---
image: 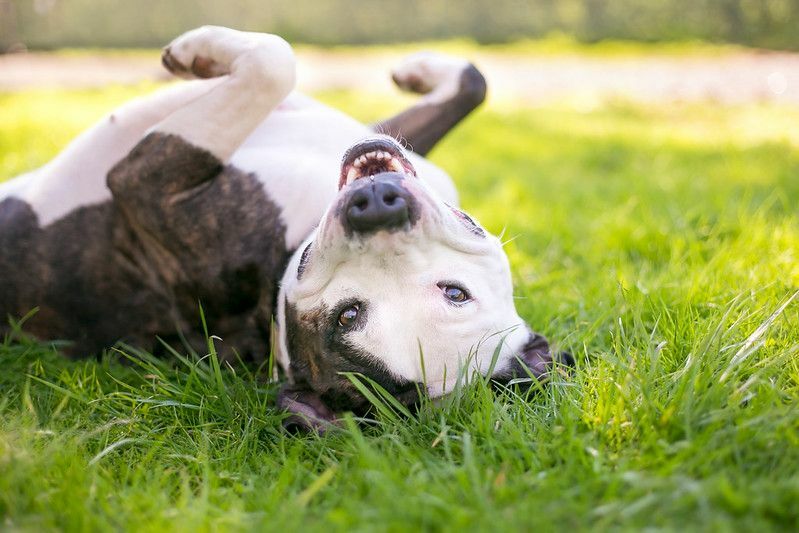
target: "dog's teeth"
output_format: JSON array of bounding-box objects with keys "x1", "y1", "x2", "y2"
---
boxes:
[
  {"x1": 346, "y1": 167, "x2": 360, "y2": 184},
  {"x1": 388, "y1": 158, "x2": 404, "y2": 173},
  {"x1": 354, "y1": 156, "x2": 366, "y2": 168}
]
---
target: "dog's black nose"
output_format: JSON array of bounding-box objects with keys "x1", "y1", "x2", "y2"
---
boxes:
[{"x1": 344, "y1": 177, "x2": 412, "y2": 233}]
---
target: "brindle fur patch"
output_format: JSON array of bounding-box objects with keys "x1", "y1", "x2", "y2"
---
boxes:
[{"x1": 1, "y1": 133, "x2": 288, "y2": 361}]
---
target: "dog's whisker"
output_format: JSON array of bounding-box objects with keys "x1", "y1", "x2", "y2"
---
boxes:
[{"x1": 501, "y1": 234, "x2": 520, "y2": 247}]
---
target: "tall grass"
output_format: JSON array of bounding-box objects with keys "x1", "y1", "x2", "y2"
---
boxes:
[{"x1": 1, "y1": 83, "x2": 798, "y2": 530}]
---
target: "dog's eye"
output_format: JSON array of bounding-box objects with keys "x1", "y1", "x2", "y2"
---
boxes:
[
  {"x1": 297, "y1": 241, "x2": 313, "y2": 278},
  {"x1": 439, "y1": 283, "x2": 470, "y2": 304},
  {"x1": 338, "y1": 305, "x2": 360, "y2": 327},
  {"x1": 447, "y1": 205, "x2": 486, "y2": 237}
]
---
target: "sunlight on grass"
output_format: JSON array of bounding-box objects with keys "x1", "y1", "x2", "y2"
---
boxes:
[
  {"x1": 1, "y1": 82, "x2": 798, "y2": 530},
  {"x1": 0, "y1": 82, "x2": 165, "y2": 180}
]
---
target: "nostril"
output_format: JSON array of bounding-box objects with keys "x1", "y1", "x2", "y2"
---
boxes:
[
  {"x1": 383, "y1": 192, "x2": 398, "y2": 206},
  {"x1": 344, "y1": 178, "x2": 412, "y2": 233}
]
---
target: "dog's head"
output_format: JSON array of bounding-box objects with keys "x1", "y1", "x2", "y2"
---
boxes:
[{"x1": 276, "y1": 136, "x2": 570, "y2": 431}]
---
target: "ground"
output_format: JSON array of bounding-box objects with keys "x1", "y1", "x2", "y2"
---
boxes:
[
  {"x1": 1, "y1": 42, "x2": 798, "y2": 531},
  {"x1": 1, "y1": 39, "x2": 798, "y2": 106}
]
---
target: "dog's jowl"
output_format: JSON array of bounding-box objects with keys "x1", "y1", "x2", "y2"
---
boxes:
[{"x1": 0, "y1": 26, "x2": 570, "y2": 429}]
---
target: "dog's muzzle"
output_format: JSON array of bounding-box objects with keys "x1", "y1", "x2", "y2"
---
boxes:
[{"x1": 338, "y1": 137, "x2": 419, "y2": 234}]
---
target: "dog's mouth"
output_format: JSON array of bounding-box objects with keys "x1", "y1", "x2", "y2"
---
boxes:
[{"x1": 338, "y1": 138, "x2": 417, "y2": 190}]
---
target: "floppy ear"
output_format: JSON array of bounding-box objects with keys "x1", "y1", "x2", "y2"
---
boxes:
[
  {"x1": 520, "y1": 333, "x2": 575, "y2": 378},
  {"x1": 491, "y1": 332, "x2": 575, "y2": 391},
  {"x1": 276, "y1": 383, "x2": 340, "y2": 433}
]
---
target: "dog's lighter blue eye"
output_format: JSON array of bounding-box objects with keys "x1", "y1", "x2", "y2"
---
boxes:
[{"x1": 439, "y1": 284, "x2": 469, "y2": 303}]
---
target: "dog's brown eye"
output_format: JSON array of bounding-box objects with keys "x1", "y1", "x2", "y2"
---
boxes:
[
  {"x1": 440, "y1": 284, "x2": 470, "y2": 303},
  {"x1": 338, "y1": 305, "x2": 359, "y2": 327}
]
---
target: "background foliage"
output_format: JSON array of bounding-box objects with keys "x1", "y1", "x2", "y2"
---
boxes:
[{"x1": 3, "y1": 0, "x2": 799, "y2": 51}]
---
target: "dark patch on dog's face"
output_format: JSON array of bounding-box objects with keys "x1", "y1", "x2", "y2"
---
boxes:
[
  {"x1": 446, "y1": 204, "x2": 486, "y2": 237},
  {"x1": 491, "y1": 333, "x2": 575, "y2": 390},
  {"x1": 283, "y1": 300, "x2": 421, "y2": 421},
  {"x1": 2, "y1": 132, "x2": 289, "y2": 361},
  {"x1": 296, "y1": 241, "x2": 313, "y2": 279}
]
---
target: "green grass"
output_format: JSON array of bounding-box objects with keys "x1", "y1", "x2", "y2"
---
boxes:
[{"x1": 2, "y1": 82, "x2": 799, "y2": 531}]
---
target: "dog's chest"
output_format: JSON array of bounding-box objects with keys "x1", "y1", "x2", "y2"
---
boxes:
[{"x1": 230, "y1": 96, "x2": 374, "y2": 249}]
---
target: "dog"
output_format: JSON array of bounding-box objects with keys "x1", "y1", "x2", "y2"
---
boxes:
[{"x1": 0, "y1": 26, "x2": 571, "y2": 430}]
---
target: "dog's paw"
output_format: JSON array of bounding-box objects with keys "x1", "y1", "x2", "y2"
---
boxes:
[
  {"x1": 391, "y1": 52, "x2": 473, "y2": 95},
  {"x1": 161, "y1": 26, "x2": 295, "y2": 87},
  {"x1": 162, "y1": 26, "x2": 231, "y2": 79}
]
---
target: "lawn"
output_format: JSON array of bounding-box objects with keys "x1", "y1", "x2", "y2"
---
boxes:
[{"x1": 1, "y1": 79, "x2": 798, "y2": 531}]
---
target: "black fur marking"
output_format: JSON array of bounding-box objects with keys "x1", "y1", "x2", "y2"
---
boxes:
[
  {"x1": 283, "y1": 301, "x2": 421, "y2": 416},
  {"x1": 491, "y1": 332, "x2": 575, "y2": 391},
  {"x1": 373, "y1": 63, "x2": 487, "y2": 156},
  {"x1": 297, "y1": 241, "x2": 312, "y2": 279},
  {"x1": 1, "y1": 133, "x2": 288, "y2": 361},
  {"x1": 447, "y1": 204, "x2": 486, "y2": 237}
]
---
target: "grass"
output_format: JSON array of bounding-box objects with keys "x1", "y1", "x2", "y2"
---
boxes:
[{"x1": 2, "y1": 78, "x2": 799, "y2": 531}]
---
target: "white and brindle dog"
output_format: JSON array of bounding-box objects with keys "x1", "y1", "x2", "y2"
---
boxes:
[{"x1": 0, "y1": 27, "x2": 571, "y2": 430}]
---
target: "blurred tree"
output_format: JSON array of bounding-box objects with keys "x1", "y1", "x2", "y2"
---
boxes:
[
  {"x1": 3, "y1": 0, "x2": 799, "y2": 51},
  {"x1": 0, "y1": 0, "x2": 20, "y2": 51},
  {"x1": 721, "y1": 0, "x2": 745, "y2": 40}
]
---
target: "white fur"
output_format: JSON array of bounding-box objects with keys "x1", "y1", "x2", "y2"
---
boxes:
[
  {"x1": 155, "y1": 26, "x2": 296, "y2": 162},
  {"x1": 4, "y1": 80, "x2": 222, "y2": 226},
  {"x1": 278, "y1": 163, "x2": 530, "y2": 396},
  {"x1": 231, "y1": 93, "x2": 458, "y2": 249}
]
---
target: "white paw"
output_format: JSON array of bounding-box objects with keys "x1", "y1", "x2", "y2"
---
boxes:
[
  {"x1": 161, "y1": 26, "x2": 295, "y2": 87},
  {"x1": 391, "y1": 52, "x2": 471, "y2": 95},
  {"x1": 162, "y1": 26, "x2": 232, "y2": 79}
]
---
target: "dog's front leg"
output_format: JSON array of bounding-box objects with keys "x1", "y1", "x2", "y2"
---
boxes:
[
  {"x1": 373, "y1": 53, "x2": 486, "y2": 156},
  {"x1": 109, "y1": 25, "x2": 295, "y2": 201},
  {"x1": 155, "y1": 26, "x2": 296, "y2": 163}
]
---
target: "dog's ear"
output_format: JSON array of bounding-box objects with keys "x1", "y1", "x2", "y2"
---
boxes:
[
  {"x1": 276, "y1": 383, "x2": 339, "y2": 433},
  {"x1": 519, "y1": 333, "x2": 575, "y2": 378},
  {"x1": 492, "y1": 332, "x2": 575, "y2": 390}
]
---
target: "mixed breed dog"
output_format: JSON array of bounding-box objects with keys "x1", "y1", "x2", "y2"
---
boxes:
[{"x1": 0, "y1": 26, "x2": 572, "y2": 430}]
